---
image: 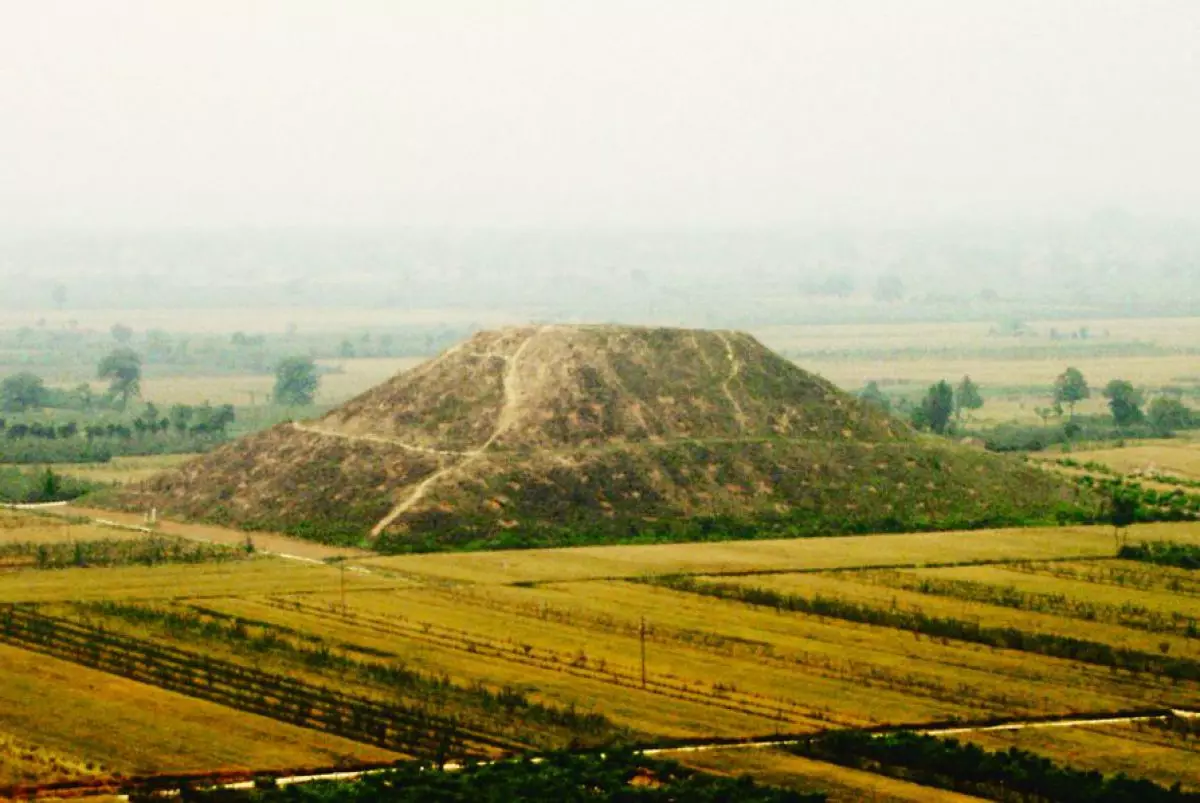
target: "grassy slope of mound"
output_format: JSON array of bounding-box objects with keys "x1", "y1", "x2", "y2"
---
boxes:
[
  {"x1": 378, "y1": 438, "x2": 1090, "y2": 552},
  {"x1": 121, "y1": 325, "x2": 1095, "y2": 550}
]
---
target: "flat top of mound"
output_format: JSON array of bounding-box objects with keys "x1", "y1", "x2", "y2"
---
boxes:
[{"x1": 303, "y1": 324, "x2": 904, "y2": 453}]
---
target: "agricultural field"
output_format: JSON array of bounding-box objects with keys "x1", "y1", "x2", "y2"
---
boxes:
[
  {"x1": 959, "y1": 720, "x2": 1200, "y2": 795},
  {"x1": 1064, "y1": 441, "x2": 1200, "y2": 482},
  {"x1": 1, "y1": 506, "x2": 1198, "y2": 798},
  {"x1": 2, "y1": 315, "x2": 1199, "y2": 798},
  {"x1": 136, "y1": 356, "x2": 423, "y2": 407},
  {"x1": 48, "y1": 454, "x2": 196, "y2": 485},
  {"x1": 757, "y1": 316, "x2": 1200, "y2": 427},
  {"x1": 0, "y1": 509, "x2": 139, "y2": 546}
]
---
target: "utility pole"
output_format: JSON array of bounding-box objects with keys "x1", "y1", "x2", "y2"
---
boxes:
[
  {"x1": 640, "y1": 616, "x2": 647, "y2": 689},
  {"x1": 340, "y1": 560, "x2": 347, "y2": 617}
]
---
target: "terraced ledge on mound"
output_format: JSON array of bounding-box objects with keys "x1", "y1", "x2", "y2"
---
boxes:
[{"x1": 119, "y1": 325, "x2": 1095, "y2": 552}]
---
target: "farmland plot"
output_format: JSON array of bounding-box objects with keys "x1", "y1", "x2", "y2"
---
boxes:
[{"x1": 1, "y1": 505, "x2": 1199, "y2": 798}]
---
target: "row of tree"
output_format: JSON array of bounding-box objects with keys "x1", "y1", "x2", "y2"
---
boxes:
[
  {"x1": 1, "y1": 352, "x2": 321, "y2": 414},
  {"x1": 862, "y1": 368, "x2": 1196, "y2": 437},
  {"x1": 1050, "y1": 366, "x2": 1194, "y2": 429},
  {"x1": 0, "y1": 403, "x2": 236, "y2": 440},
  {"x1": 0, "y1": 349, "x2": 142, "y2": 412}
]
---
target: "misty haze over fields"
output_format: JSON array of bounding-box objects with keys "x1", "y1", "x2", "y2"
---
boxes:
[{"x1": 1, "y1": 2, "x2": 1198, "y2": 329}]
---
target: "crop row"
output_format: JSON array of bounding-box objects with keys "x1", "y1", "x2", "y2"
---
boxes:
[
  {"x1": 1119, "y1": 540, "x2": 1200, "y2": 570},
  {"x1": 0, "y1": 604, "x2": 522, "y2": 759},
  {"x1": 0, "y1": 535, "x2": 246, "y2": 570},
  {"x1": 344, "y1": 584, "x2": 1045, "y2": 718},
  {"x1": 82, "y1": 599, "x2": 620, "y2": 748},
  {"x1": 852, "y1": 568, "x2": 1199, "y2": 639},
  {"x1": 262, "y1": 596, "x2": 816, "y2": 727},
  {"x1": 648, "y1": 575, "x2": 1200, "y2": 683},
  {"x1": 1005, "y1": 560, "x2": 1200, "y2": 597}
]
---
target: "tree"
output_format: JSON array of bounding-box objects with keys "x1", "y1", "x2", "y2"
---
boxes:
[
  {"x1": 1147, "y1": 396, "x2": 1193, "y2": 433},
  {"x1": 169, "y1": 404, "x2": 194, "y2": 434},
  {"x1": 1033, "y1": 406, "x2": 1054, "y2": 428},
  {"x1": 954, "y1": 375, "x2": 983, "y2": 423},
  {"x1": 1107, "y1": 486, "x2": 1139, "y2": 549},
  {"x1": 1053, "y1": 367, "x2": 1090, "y2": 417},
  {"x1": 51, "y1": 283, "x2": 67, "y2": 310},
  {"x1": 72, "y1": 383, "x2": 95, "y2": 410},
  {"x1": 0, "y1": 372, "x2": 48, "y2": 412},
  {"x1": 274, "y1": 356, "x2": 319, "y2": 406},
  {"x1": 914, "y1": 380, "x2": 955, "y2": 435},
  {"x1": 873, "y1": 274, "x2": 905, "y2": 302},
  {"x1": 1103, "y1": 379, "x2": 1144, "y2": 427},
  {"x1": 110, "y1": 323, "x2": 134, "y2": 344},
  {"x1": 859, "y1": 381, "x2": 891, "y2": 413},
  {"x1": 97, "y1": 348, "x2": 142, "y2": 410}
]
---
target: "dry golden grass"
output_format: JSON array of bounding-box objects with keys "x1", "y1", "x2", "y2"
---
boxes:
[
  {"x1": 1066, "y1": 442, "x2": 1200, "y2": 480},
  {"x1": 0, "y1": 510, "x2": 139, "y2": 546},
  {"x1": 363, "y1": 522, "x2": 1200, "y2": 585},
  {"x1": 3, "y1": 511, "x2": 1199, "y2": 787},
  {"x1": 50, "y1": 454, "x2": 197, "y2": 485},
  {"x1": 183, "y1": 564, "x2": 1199, "y2": 742},
  {"x1": 960, "y1": 723, "x2": 1200, "y2": 792},
  {"x1": 717, "y1": 569, "x2": 1200, "y2": 660},
  {"x1": 802, "y1": 354, "x2": 1198, "y2": 397},
  {"x1": 0, "y1": 728, "x2": 97, "y2": 787},
  {"x1": 0, "y1": 644, "x2": 401, "y2": 776},
  {"x1": 908, "y1": 563, "x2": 1200, "y2": 620},
  {"x1": 59, "y1": 505, "x2": 372, "y2": 561},
  {"x1": 0, "y1": 557, "x2": 399, "y2": 603},
  {"x1": 671, "y1": 747, "x2": 988, "y2": 803}
]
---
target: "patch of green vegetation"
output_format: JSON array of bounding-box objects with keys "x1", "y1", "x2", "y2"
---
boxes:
[
  {"x1": 179, "y1": 750, "x2": 822, "y2": 802},
  {"x1": 788, "y1": 729, "x2": 1194, "y2": 802},
  {"x1": 1119, "y1": 540, "x2": 1200, "y2": 570},
  {"x1": 0, "y1": 466, "x2": 96, "y2": 503},
  {"x1": 0, "y1": 535, "x2": 246, "y2": 569}
]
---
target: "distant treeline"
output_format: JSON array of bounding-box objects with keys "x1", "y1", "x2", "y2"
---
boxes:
[
  {"x1": 0, "y1": 402, "x2": 234, "y2": 463},
  {"x1": 0, "y1": 323, "x2": 471, "y2": 379},
  {"x1": 974, "y1": 416, "x2": 1195, "y2": 452}
]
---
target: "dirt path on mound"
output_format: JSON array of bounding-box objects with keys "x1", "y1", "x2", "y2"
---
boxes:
[
  {"x1": 716, "y1": 331, "x2": 747, "y2": 432},
  {"x1": 289, "y1": 423, "x2": 468, "y2": 456},
  {"x1": 367, "y1": 327, "x2": 547, "y2": 539}
]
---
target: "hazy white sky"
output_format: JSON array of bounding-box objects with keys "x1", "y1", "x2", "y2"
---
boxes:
[{"x1": 2, "y1": 1, "x2": 1198, "y2": 228}]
